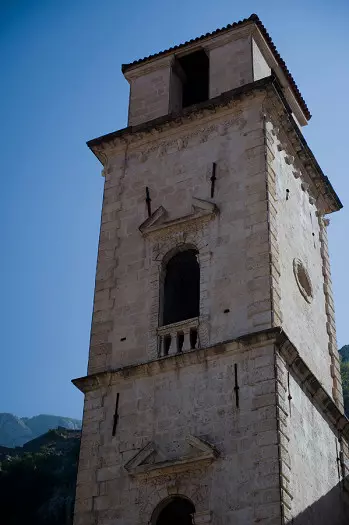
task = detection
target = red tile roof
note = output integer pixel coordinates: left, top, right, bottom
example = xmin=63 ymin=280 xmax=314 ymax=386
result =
xmin=121 ymin=14 xmax=311 ymax=120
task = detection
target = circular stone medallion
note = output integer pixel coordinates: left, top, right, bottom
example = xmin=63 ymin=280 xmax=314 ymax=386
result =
xmin=293 ymin=258 xmax=313 ymax=303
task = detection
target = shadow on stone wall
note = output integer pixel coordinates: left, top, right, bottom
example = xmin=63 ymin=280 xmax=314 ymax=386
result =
xmin=291 ymin=481 xmax=349 ymax=525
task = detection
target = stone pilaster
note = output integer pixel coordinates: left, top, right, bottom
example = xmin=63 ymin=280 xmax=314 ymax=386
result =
xmin=244 ymin=122 xmax=274 ymax=332
xmin=87 ymin=147 xmax=128 ymax=375
xmin=274 ymin=350 xmax=293 ymax=524
xmin=318 ymin=216 xmax=344 ymax=410
xmin=264 ymin=118 xmax=282 ymax=329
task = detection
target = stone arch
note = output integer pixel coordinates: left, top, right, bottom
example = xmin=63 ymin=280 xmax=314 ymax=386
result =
xmin=160 ymin=242 xmax=199 ymax=268
xmin=141 ymin=480 xmax=210 ymax=525
xmin=160 ymin=244 xmax=200 ymax=326
xmin=150 ymin=495 xmax=195 ymax=525
xmin=147 ymin=230 xmax=211 ymax=359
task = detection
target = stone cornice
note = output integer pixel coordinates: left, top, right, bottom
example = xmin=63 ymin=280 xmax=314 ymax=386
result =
xmin=87 ymin=76 xmax=341 ymax=212
xmin=72 ymin=328 xmax=277 ymax=392
xmin=87 ymin=77 xmax=271 ymax=160
xmin=275 ymin=331 xmax=349 ymax=442
xmin=123 ymin=55 xmax=174 ymax=82
xmin=72 ymin=327 xmax=349 ymax=442
xmin=263 ymin=81 xmax=342 ymax=213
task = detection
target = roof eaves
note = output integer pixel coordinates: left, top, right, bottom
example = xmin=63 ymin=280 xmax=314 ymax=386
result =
xmin=269 ymin=79 xmax=341 ymax=212
xmin=121 ymin=13 xmax=311 ymax=121
xmin=121 ymin=14 xmax=256 ymax=73
xmin=87 ymin=75 xmax=340 ymax=213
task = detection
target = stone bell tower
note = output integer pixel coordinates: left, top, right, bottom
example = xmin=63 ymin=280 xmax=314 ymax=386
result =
xmin=73 ymin=14 xmax=349 ymax=525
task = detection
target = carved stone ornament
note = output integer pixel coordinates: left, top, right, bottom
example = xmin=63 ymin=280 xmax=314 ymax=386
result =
xmin=139 ymin=198 xmax=218 ymax=239
xmin=293 ymin=258 xmax=313 ymax=303
xmin=124 ymin=435 xmax=219 ymax=479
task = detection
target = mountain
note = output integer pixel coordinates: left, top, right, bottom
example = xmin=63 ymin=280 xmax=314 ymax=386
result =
xmin=0 ymin=413 xmax=81 ymax=448
xmin=339 ymin=345 xmax=349 ymax=363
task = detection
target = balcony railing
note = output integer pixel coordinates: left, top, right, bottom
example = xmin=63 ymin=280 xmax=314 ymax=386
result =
xmin=157 ymin=317 xmax=199 ymax=357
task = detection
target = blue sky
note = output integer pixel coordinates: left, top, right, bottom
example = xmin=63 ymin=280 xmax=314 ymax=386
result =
xmin=1 ymin=0 xmax=348 ymax=419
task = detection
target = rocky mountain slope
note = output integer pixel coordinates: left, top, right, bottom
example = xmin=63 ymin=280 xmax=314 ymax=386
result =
xmin=0 ymin=413 xmax=81 ymax=447
xmin=0 ymin=427 xmax=80 ymax=525
xmin=340 ymin=345 xmax=349 ymax=363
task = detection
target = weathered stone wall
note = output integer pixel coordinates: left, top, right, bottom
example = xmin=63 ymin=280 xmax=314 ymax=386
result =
xmin=318 ymin=217 xmax=343 ymax=407
xmin=266 ymin=119 xmax=333 ymax=395
xmin=208 ymin=34 xmax=253 ymax=98
xmin=252 ymin=38 xmax=271 ymax=81
xmin=88 ymin=94 xmax=277 ymax=374
xmin=76 ymin=337 xmax=349 ymax=525
xmin=125 ymin=57 xmax=172 ymax=126
xmin=287 ymin=372 xmax=349 ymax=524
xmin=74 ymin=340 xmax=283 ymax=525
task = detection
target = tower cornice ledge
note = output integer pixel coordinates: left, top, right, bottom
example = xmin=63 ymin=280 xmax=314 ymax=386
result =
xmin=87 ymin=75 xmax=341 ymax=212
xmin=72 ymin=328 xmax=349 ymax=442
xmin=87 ymin=76 xmax=273 ymax=153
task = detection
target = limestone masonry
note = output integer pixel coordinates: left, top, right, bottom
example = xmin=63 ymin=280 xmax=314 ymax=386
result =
xmin=73 ymin=14 xmax=349 ymax=525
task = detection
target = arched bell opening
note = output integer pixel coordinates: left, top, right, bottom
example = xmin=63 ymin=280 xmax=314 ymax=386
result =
xmin=161 ymin=248 xmax=200 ymax=326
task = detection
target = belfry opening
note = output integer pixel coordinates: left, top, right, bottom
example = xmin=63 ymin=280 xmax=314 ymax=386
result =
xmin=162 ymin=249 xmax=200 ymax=326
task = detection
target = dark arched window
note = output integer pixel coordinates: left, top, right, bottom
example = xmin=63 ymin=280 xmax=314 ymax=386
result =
xmin=162 ymin=249 xmax=200 ymax=326
xmin=156 ymin=497 xmax=195 ymax=525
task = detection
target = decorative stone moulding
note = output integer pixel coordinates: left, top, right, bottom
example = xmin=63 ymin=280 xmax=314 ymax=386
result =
xmin=157 ymin=317 xmax=200 ymax=357
xmin=285 ymin=154 xmax=295 ymax=165
xmin=293 ymin=170 xmax=301 ymax=179
xmin=301 ymin=181 xmax=309 ymax=192
xmin=293 ymin=258 xmax=313 ymax=303
xmin=124 ymin=435 xmax=219 ymax=478
xmin=139 ymin=198 xmax=218 ymax=239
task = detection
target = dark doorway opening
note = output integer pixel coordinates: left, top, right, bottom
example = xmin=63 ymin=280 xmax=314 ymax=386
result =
xmin=156 ymin=497 xmax=195 ymax=525
xmin=177 ymin=49 xmax=209 ymax=108
xmin=162 ymin=249 xmax=200 ymax=326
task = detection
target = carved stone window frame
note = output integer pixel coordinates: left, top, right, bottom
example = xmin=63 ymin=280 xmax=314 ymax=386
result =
xmin=139 ymin=197 xmax=217 ymax=359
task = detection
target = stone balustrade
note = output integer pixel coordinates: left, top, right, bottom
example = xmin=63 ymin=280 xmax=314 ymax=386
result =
xmin=157 ymin=317 xmax=199 ymax=357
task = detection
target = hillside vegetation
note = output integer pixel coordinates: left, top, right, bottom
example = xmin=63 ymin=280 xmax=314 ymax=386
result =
xmin=0 ymin=428 xmax=80 ymax=525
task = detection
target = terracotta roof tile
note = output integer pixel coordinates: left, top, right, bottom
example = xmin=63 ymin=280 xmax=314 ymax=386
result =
xmin=121 ymin=14 xmax=311 ymax=120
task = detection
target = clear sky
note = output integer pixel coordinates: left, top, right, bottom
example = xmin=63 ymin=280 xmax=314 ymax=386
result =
xmin=1 ymin=0 xmax=348 ymax=419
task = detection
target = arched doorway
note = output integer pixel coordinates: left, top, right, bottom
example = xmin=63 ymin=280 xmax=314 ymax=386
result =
xmin=162 ymin=249 xmax=200 ymax=326
xmin=154 ymin=496 xmax=195 ymax=525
